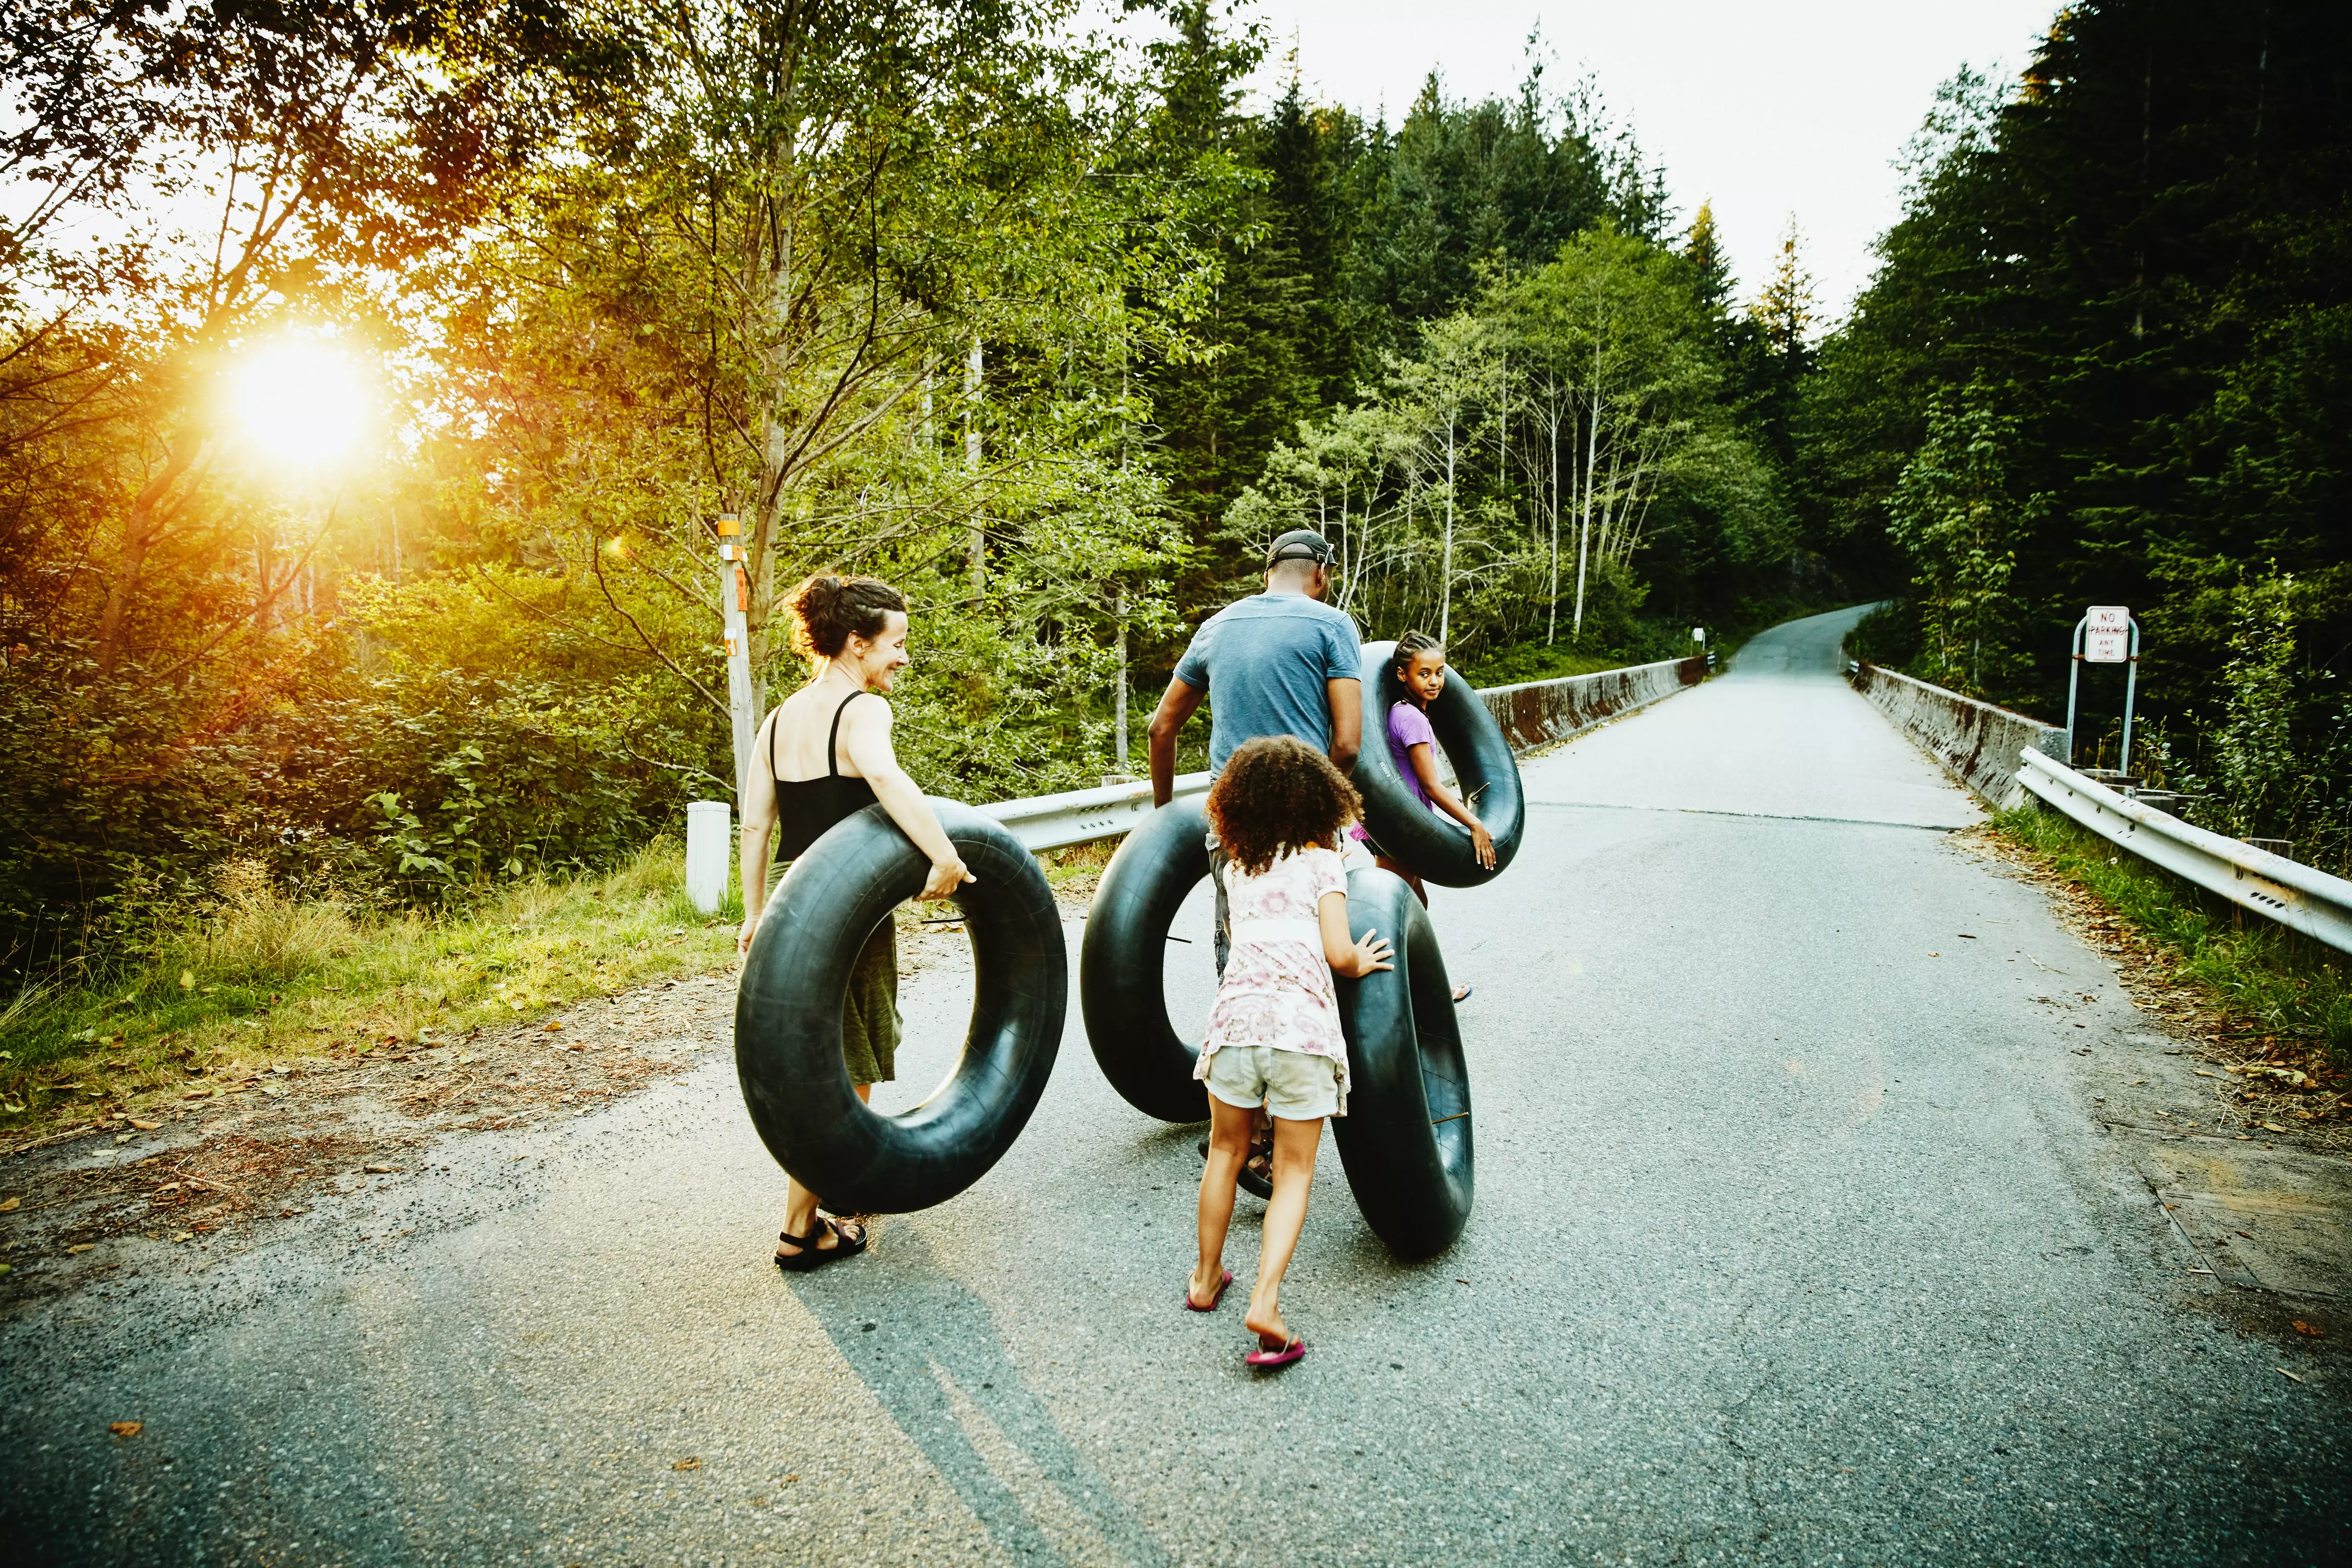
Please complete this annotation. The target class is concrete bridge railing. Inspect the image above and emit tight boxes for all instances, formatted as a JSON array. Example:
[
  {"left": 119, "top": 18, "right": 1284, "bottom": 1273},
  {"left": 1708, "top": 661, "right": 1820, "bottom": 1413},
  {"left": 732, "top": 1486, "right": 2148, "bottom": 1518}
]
[
  {"left": 1477, "top": 655, "right": 1709, "bottom": 754},
  {"left": 1847, "top": 661, "right": 2065, "bottom": 810}
]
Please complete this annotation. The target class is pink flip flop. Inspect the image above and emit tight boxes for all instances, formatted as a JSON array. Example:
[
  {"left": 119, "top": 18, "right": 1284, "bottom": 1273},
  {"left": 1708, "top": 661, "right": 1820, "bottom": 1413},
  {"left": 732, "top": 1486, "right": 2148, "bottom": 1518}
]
[
  {"left": 1184, "top": 1268, "right": 1234, "bottom": 1312},
  {"left": 1244, "top": 1335, "right": 1306, "bottom": 1369}
]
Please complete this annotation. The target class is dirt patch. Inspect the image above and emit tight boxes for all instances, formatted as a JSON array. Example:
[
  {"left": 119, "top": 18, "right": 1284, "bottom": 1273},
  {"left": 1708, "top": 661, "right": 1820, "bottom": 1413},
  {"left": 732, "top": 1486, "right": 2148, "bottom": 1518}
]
[
  {"left": 0, "top": 971, "right": 738, "bottom": 1304},
  {"left": 0, "top": 883, "right": 1091, "bottom": 1306},
  {"left": 1957, "top": 824, "right": 2352, "bottom": 1158}
]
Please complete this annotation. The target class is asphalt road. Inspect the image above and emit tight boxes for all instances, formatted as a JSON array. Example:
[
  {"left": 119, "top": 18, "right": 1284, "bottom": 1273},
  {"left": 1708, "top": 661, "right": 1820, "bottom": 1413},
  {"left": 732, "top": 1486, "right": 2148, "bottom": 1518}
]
[{"left": 6, "top": 605, "right": 2346, "bottom": 1565}]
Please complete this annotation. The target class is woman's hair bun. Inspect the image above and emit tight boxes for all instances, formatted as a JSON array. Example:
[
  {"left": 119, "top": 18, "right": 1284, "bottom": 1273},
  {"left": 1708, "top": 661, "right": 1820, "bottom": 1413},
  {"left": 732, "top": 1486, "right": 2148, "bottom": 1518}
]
[{"left": 786, "top": 573, "right": 907, "bottom": 659}]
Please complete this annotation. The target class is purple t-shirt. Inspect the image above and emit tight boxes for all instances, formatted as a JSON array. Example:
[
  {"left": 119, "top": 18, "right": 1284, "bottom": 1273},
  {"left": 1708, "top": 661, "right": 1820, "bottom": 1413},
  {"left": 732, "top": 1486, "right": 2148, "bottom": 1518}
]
[{"left": 1387, "top": 701, "right": 1436, "bottom": 808}]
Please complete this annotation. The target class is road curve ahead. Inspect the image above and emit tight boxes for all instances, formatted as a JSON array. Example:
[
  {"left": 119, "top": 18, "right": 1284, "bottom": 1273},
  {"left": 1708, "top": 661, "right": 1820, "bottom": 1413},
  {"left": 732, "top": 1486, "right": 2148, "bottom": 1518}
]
[{"left": 3, "top": 606, "right": 2345, "bottom": 1564}]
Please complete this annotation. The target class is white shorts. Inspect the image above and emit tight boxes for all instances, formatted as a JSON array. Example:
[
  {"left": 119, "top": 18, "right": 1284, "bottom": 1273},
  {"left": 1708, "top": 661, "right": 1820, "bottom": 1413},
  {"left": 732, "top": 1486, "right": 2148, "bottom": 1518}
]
[{"left": 1203, "top": 1044, "right": 1342, "bottom": 1122}]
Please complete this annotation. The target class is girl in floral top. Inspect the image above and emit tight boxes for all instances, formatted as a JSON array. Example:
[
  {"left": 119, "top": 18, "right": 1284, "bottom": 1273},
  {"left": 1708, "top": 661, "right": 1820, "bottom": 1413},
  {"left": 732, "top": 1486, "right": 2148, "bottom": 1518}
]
[{"left": 1186, "top": 737, "right": 1394, "bottom": 1369}]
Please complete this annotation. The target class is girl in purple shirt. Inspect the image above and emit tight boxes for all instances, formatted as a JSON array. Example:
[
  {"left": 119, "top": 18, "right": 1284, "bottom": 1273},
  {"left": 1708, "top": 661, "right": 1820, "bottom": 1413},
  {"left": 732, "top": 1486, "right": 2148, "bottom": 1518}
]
[{"left": 1373, "top": 631, "right": 1492, "bottom": 1001}]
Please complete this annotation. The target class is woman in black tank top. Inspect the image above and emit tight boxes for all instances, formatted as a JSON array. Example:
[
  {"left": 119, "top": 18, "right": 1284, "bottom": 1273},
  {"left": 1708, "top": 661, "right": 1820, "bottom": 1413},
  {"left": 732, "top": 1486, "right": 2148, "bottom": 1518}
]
[{"left": 736, "top": 574, "right": 975, "bottom": 1272}]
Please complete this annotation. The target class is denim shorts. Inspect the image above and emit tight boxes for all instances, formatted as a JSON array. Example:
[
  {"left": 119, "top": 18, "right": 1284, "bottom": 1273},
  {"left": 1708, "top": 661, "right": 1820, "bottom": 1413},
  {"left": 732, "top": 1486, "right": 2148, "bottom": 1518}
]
[{"left": 1203, "top": 1044, "right": 1341, "bottom": 1122}]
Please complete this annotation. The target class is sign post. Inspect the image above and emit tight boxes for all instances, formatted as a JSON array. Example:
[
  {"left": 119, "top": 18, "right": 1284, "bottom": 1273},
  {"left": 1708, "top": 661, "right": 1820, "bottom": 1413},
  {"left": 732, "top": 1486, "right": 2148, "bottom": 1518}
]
[
  {"left": 2066, "top": 605, "right": 2141, "bottom": 773},
  {"left": 716, "top": 512, "right": 758, "bottom": 804}
]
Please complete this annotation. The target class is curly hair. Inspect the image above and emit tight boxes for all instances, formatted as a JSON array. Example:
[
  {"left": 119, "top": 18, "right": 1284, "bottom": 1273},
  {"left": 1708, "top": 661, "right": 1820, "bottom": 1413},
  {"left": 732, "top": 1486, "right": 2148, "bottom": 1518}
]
[
  {"left": 1389, "top": 629, "right": 1443, "bottom": 688},
  {"left": 1206, "top": 736, "right": 1363, "bottom": 876},
  {"left": 785, "top": 573, "right": 907, "bottom": 659}
]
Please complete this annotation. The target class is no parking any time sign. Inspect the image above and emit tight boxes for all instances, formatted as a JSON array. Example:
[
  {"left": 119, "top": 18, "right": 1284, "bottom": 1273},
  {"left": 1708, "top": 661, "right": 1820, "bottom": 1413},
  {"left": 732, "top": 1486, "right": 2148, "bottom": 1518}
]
[{"left": 2084, "top": 605, "right": 2131, "bottom": 663}]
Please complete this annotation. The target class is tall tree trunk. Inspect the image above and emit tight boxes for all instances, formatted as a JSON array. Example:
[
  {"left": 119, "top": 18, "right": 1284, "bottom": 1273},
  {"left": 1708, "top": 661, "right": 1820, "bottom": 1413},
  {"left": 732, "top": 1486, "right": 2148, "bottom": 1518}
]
[
  {"left": 1574, "top": 393, "right": 1597, "bottom": 641},
  {"left": 1440, "top": 415, "right": 1457, "bottom": 644},
  {"left": 1546, "top": 408, "right": 1560, "bottom": 644},
  {"left": 964, "top": 336, "right": 985, "bottom": 596}
]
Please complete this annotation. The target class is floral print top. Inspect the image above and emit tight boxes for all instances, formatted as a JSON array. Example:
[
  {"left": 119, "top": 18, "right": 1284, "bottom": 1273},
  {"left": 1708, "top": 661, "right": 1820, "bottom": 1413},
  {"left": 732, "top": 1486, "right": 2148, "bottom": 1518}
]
[{"left": 1196, "top": 844, "right": 1350, "bottom": 1113}]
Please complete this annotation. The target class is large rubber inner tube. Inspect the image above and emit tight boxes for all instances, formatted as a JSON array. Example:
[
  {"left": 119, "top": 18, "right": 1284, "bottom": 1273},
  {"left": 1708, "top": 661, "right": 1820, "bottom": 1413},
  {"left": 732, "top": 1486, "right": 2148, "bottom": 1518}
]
[
  {"left": 736, "top": 799, "right": 1064, "bottom": 1214},
  {"left": 1331, "top": 866, "right": 1474, "bottom": 1259},
  {"left": 1353, "top": 639, "right": 1524, "bottom": 888},
  {"left": 1077, "top": 796, "right": 1213, "bottom": 1122}
]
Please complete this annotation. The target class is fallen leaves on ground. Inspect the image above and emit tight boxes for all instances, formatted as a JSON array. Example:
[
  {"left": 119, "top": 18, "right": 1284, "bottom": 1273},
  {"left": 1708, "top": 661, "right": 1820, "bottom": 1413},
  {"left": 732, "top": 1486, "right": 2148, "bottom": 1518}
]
[
  {"left": 2292, "top": 1320, "right": 2326, "bottom": 1337},
  {"left": 1959, "top": 826, "right": 2351, "bottom": 1156},
  {"left": 107, "top": 1421, "right": 141, "bottom": 1437},
  {"left": 673, "top": 1456, "right": 701, "bottom": 1471}
]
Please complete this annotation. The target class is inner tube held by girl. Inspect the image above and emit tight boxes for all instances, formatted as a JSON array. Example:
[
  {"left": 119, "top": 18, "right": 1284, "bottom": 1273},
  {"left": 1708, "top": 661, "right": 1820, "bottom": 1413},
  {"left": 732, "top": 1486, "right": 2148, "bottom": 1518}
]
[
  {"left": 1330, "top": 865, "right": 1474, "bottom": 1259},
  {"left": 1352, "top": 639, "right": 1523, "bottom": 888},
  {"left": 736, "top": 799, "right": 1064, "bottom": 1215},
  {"left": 1078, "top": 795, "right": 1216, "bottom": 1123}
]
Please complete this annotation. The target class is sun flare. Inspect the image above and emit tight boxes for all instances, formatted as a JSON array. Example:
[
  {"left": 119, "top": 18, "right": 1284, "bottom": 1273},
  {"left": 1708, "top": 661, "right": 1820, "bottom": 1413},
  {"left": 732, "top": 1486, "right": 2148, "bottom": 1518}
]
[{"left": 231, "top": 340, "right": 370, "bottom": 469}]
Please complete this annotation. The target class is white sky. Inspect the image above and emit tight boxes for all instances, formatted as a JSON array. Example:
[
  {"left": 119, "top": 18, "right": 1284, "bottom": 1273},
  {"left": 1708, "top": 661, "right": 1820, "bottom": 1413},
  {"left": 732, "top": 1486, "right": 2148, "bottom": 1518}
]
[{"left": 1227, "top": 0, "right": 2057, "bottom": 325}]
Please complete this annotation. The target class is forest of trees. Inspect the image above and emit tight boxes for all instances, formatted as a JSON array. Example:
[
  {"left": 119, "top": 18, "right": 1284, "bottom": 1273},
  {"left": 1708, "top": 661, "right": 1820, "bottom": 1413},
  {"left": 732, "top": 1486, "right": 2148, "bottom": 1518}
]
[
  {"left": 2, "top": 0, "right": 2345, "bottom": 968},
  {"left": 1809, "top": 0, "right": 2351, "bottom": 865}
]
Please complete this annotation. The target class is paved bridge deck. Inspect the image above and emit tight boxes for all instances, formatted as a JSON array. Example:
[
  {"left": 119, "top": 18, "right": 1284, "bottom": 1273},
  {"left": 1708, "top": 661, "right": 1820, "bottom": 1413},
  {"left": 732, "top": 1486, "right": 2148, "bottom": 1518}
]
[{"left": 4, "top": 607, "right": 2345, "bottom": 1564}]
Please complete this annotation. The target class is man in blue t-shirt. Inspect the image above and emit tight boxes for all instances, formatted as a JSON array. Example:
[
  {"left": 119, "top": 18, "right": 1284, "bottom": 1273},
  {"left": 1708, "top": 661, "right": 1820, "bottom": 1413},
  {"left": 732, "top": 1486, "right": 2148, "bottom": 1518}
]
[{"left": 1147, "top": 528, "right": 1363, "bottom": 969}]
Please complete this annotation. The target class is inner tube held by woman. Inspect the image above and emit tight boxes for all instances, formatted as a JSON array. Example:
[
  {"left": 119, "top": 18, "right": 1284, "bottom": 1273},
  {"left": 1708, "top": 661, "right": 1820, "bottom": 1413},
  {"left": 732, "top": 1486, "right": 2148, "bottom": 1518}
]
[
  {"left": 736, "top": 573, "right": 1062, "bottom": 1252},
  {"left": 1350, "top": 639, "right": 1523, "bottom": 888},
  {"left": 1329, "top": 865, "right": 1473, "bottom": 1259}
]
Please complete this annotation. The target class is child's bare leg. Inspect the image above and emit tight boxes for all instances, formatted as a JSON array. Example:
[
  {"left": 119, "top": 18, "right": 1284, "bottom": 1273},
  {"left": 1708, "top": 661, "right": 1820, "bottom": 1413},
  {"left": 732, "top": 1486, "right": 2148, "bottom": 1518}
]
[
  {"left": 1245, "top": 1114, "right": 1323, "bottom": 1348},
  {"left": 1193, "top": 1095, "right": 1255, "bottom": 1306}
]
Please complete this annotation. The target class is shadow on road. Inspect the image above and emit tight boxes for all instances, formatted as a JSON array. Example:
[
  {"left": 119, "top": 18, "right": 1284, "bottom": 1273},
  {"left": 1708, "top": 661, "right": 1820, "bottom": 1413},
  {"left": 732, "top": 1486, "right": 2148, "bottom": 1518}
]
[{"left": 789, "top": 1224, "right": 1170, "bottom": 1567}]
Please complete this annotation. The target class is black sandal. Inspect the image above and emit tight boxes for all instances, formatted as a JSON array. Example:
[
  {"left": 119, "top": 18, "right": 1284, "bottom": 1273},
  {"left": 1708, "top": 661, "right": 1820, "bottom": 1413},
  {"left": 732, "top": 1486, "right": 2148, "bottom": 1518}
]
[{"left": 773, "top": 1215, "right": 868, "bottom": 1273}]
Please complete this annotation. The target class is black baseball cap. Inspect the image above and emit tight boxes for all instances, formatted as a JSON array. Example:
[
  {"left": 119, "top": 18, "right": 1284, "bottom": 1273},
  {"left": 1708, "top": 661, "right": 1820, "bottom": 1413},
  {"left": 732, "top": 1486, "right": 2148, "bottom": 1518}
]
[{"left": 1266, "top": 529, "right": 1333, "bottom": 567}]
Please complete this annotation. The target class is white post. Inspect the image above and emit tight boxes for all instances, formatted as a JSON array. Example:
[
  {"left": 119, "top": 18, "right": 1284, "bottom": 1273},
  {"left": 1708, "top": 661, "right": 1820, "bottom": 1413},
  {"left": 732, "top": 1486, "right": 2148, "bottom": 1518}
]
[
  {"left": 684, "top": 801, "right": 730, "bottom": 913},
  {"left": 717, "top": 511, "right": 758, "bottom": 804}
]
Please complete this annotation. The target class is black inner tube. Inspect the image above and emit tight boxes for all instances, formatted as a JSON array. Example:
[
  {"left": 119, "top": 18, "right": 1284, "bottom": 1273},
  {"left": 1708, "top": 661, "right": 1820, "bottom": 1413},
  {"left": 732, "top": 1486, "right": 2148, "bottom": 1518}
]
[
  {"left": 1353, "top": 639, "right": 1524, "bottom": 888},
  {"left": 1330, "top": 866, "right": 1474, "bottom": 1259},
  {"left": 735, "top": 800, "right": 1065, "bottom": 1214},
  {"left": 1077, "top": 797, "right": 1214, "bottom": 1123}
]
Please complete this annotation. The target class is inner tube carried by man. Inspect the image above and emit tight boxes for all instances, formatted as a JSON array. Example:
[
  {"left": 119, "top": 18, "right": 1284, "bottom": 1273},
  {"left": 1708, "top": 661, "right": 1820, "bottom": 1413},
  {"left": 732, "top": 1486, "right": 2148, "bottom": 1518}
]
[
  {"left": 1329, "top": 865, "right": 1474, "bottom": 1258},
  {"left": 1351, "top": 638, "right": 1523, "bottom": 888},
  {"left": 1078, "top": 796, "right": 1214, "bottom": 1123}
]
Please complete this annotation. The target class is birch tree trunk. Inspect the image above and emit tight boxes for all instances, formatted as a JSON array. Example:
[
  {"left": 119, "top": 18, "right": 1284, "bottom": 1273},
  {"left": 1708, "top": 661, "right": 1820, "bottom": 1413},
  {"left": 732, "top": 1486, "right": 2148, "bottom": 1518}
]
[{"left": 965, "top": 336, "right": 985, "bottom": 596}]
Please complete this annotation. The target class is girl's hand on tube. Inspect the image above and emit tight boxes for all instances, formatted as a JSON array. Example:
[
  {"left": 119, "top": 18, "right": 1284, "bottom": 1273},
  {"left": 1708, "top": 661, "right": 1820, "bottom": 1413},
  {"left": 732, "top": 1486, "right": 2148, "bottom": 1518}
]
[
  {"left": 1345, "top": 927, "right": 1395, "bottom": 978},
  {"left": 736, "top": 912, "right": 760, "bottom": 955},
  {"left": 920, "top": 853, "right": 976, "bottom": 902},
  {"left": 1471, "top": 820, "right": 1495, "bottom": 870}
]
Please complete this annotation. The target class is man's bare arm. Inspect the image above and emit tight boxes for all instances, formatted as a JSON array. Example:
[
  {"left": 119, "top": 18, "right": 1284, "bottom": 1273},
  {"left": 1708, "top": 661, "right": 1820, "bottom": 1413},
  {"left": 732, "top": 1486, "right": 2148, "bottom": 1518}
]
[
  {"left": 1146, "top": 676, "right": 1208, "bottom": 806},
  {"left": 1326, "top": 676, "right": 1362, "bottom": 774}
]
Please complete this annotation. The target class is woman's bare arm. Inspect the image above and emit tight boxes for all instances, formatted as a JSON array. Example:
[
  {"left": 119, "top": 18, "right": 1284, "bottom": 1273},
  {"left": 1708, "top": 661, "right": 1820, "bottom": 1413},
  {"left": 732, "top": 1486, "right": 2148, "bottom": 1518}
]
[
  {"left": 838, "top": 696, "right": 974, "bottom": 900},
  {"left": 736, "top": 711, "right": 780, "bottom": 953}
]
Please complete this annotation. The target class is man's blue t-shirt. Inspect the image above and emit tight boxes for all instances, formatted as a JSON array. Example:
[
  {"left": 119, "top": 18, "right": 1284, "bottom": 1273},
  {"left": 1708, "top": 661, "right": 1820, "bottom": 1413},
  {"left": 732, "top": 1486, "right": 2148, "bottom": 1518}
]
[{"left": 1173, "top": 592, "right": 1362, "bottom": 772}]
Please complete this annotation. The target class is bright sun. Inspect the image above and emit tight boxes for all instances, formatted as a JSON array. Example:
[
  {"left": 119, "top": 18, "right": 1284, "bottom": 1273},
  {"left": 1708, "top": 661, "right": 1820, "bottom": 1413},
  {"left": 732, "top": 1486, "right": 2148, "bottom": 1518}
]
[{"left": 231, "top": 340, "right": 370, "bottom": 469}]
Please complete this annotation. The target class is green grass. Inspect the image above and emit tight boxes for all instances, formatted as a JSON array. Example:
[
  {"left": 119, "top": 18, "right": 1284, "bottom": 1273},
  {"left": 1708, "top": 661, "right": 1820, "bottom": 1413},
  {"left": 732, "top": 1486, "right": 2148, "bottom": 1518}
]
[
  {"left": 1, "top": 834, "right": 1112, "bottom": 1136},
  {"left": 1996, "top": 805, "right": 2352, "bottom": 1061},
  {"left": 0, "top": 839, "right": 745, "bottom": 1131}
]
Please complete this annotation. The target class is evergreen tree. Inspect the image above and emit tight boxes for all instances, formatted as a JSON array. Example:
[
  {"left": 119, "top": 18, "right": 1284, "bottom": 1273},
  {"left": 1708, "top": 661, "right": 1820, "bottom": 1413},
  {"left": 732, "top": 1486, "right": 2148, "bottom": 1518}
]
[{"left": 1748, "top": 216, "right": 1818, "bottom": 471}]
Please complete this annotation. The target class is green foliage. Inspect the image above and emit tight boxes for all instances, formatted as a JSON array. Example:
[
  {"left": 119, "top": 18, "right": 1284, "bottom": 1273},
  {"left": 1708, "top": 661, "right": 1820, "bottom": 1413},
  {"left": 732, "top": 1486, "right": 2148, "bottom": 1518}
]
[
  {"left": 0, "top": 842, "right": 744, "bottom": 1127},
  {"left": 1999, "top": 805, "right": 2352, "bottom": 1062},
  {"left": 1804, "top": 3, "right": 2352, "bottom": 852},
  {"left": 1885, "top": 381, "right": 2042, "bottom": 700},
  {"left": 1225, "top": 224, "right": 1782, "bottom": 658}
]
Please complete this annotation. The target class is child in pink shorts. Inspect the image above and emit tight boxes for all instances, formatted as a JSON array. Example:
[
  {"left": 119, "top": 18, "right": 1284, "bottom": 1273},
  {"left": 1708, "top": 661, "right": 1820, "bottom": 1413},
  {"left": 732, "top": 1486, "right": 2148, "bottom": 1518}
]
[{"left": 1185, "top": 737, "right": 1393, "bottom": 1368}]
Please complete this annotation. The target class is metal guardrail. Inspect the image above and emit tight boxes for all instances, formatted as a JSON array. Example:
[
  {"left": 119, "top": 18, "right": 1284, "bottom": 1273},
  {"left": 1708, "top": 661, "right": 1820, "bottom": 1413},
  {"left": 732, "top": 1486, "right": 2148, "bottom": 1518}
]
[
  {"left": 2017, "top": 748, "right": 2352, "bottom": 955},
  {"left": 976, "top": 772, "right": 1210, "bottom": 853}
]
